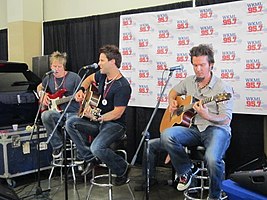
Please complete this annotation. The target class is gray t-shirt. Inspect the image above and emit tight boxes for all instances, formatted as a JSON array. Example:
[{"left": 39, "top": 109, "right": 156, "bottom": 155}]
[
  {"left": 42, "top": 71, "right": 81, "bottom": 113},
  {"left": 172, "top": 73, "right": 234, "bottom": 133}
]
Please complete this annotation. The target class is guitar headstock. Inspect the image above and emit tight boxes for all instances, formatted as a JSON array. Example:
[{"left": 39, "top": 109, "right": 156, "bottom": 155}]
[{"left": 214, "top": 92, "right": 232, "bottom": 103}]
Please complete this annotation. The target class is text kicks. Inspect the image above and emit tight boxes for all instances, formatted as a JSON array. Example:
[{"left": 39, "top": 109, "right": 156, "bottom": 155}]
[
  {"left": 177, "top": 170, "right": 193, "bottom": 191},
  {"left": 177, "top": 164, "right": 199, "bottom": 191}
]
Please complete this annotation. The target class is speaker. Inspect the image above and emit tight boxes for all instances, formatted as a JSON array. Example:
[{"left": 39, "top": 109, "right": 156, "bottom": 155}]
[
  {"left": 32, "top": 55, "right": 50, "bottom": 78},
  {"left": 0, "top": 184, "right": 19, "bottom": 200},
  {"left": 230, "top": 169, "right": 267, "bottom": 196}
]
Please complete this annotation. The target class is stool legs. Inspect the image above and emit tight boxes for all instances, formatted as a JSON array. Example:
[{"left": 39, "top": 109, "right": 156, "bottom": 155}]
[
  {"left": 86, "top": 150, "right": 135, "bottom": 200},
  {"left": 184, "top": 160, "right": 209, "bottom": 200},
  {"left": 48, "top": 140, "right": 77, "bottom": 189},
  {"left": 87, "top": 166, "right": 135, "bottom": 200}
]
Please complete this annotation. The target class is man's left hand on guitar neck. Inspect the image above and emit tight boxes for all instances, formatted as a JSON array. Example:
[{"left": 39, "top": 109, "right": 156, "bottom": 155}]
[{"left": 193, "top": 100, "right": 210, "bottom": 120}]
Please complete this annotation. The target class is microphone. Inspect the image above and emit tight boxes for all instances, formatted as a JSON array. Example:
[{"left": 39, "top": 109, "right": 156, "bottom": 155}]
[
  {"left": 82, "top": 63, "right": 98, "bottom": 69},
  {"left": 45, "top": 69, "right": 56, "bottom": 76},
  {"left": 168, "top": 65, "right": 183, "bottom": 71}
]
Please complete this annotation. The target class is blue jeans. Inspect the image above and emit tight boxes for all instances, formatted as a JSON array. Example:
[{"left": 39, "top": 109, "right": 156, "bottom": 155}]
[
  {"left": 142, "top": 138, "right": 167, "bottom": 178},
  {"left": 41, "top": 110, "right": 76, "bottom": 150},
  {"left": 65, "top": 115, "right": 128, "bottom": 177},
  {"left": 161, "top": 125, "right": 231, "bottom": 199}
]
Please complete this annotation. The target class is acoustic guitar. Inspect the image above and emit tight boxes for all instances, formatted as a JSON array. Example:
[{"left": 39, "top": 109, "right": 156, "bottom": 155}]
[
  {"left": 159, "top": 93, "right": 232, "bottom": 133},
  {"left": 78, "top": 84, "right": 102, "bottom": 119}
]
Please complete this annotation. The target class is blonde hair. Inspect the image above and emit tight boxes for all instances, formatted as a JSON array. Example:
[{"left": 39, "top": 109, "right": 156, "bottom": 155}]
[{"left": 50, "top": 51, "right": 67, "bottom": 68}]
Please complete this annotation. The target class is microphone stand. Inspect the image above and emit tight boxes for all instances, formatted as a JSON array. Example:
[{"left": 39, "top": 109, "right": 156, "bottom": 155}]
[
  {"left": 23, "top": 74, "right": 51, "bottom": 199},
  {"left": 46, "top": 68, "right": 91, "bottom": 200},
  {"left": 131, "top": 70, "right": 174, "bottom": 200}
]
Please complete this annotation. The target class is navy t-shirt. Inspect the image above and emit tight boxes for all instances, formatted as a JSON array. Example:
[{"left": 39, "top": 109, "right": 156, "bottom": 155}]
[{"left": 94, "top": 71, "right": 132, "bottom": 126}]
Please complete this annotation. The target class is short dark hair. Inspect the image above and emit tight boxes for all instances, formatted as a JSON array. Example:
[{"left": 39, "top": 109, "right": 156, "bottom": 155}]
[
  {"left": 99, "top": 45, "right": 122, "bottom": 68},
  {"left": 189, "top": 44, "right": 215, "bottom": 65}
]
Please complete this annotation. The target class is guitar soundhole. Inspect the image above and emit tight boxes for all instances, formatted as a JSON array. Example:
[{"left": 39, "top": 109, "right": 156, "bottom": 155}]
[{"left": 176, "top": 106, "right": 184, "bottom": 116}]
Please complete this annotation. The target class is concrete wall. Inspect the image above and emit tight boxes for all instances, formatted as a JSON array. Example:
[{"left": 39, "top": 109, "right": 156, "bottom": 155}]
[
  {"left": 1, "top": 0, "right": 187, "bottom": 29},
  {"left": 0, "top": 0, "right": 7, "bottom": 28}
]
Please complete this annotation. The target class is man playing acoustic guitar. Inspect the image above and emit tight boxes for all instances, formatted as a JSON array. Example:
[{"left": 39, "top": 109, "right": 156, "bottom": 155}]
[
  {"left": 37, "top": 51, "right": 81, "bottom": 158},
  {"left": 66, "top": 45, "right": 132, "bottom": 186},
  {"left": 161, "top": 44, "right": 234, "bottom": 200}
]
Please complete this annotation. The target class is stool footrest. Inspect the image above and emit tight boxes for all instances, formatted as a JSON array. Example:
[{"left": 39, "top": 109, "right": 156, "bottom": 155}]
[
  {"left": 91, "top": 174, "right": 115, "bottom": 187},
  {"left": 184, "top": 186, "right": 209, "bottom": 200}
]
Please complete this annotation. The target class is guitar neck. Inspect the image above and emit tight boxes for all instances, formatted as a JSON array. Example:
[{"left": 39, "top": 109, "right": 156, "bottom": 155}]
[
  {"left": 55, "top": 96, "right": 72, "bottom": 106},
  {"left": 183, "top": 96, "right": 213, "bottom": 112}
]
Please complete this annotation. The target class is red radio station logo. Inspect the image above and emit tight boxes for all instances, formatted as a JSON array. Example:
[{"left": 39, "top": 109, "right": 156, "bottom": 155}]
[
  {"left": 176, "top": 19, "right": 189, "bottom": 30},
  {"left": 156, "top": 62, "right": 168, "bottom": 71},
  {"left": 222, "top": 15, "right": 237, "bottom": 26},
  {"left": 121, "top": 62, "right": 133, "bottom": 71},
  {"left": 246, "top": 40, "right": 262, "bottom": 51},
  {"left": 139, "top": 54, "right": 150, "bottom": 63},
  {"left": 122, "top": 32, "right": 134, "bottom": 41},
  {"left": 220, "top": 69, "right": 234, "bottom": 79},
  {"left": 247, "top": 2, "right": 263, "bottom": 14},
  {"left": 222, "top": 33, "right": 237, "bottom": 44},
  {"left": 247, "top": 21, "right": 263, "bottom": 33},
  {"left": 158, "top": 30, "right": 170, "bottom": 39},
  {"left": 245, "top": 59, "right": 261, "bottom": 70},
  {"left": 245, "top": 78, "right": 261, "bottom": 89},
  {"left": 221, "top": 51, "right": 236, "bottom": 61},
  {"left": 139, "top": 23, "right": 152, "bottom": 32},
  {"left": 157, "top": 13, "right": 170, "bottom": 23},
  {"left": 122, "top": 47, "right": 133, "bottom": 56},
  {"left": 157, "top": 77, "right": 167, "bottom": 87},
  {"left": 246, "top": 96, "right": 261, "bottom": 108},
  {"left": 200, "top": 26, "right": 215, "bottom": 36},
  {"left": 177, "top": 36, "right": 190, "bottom": 46},
  {"left": 176, "top": 53, "right": 190, "bottom": 63},
  {"left": 122, "top": 17, "right": 133, "bottom": 26},
  {"left": 156, "top": 46, "right": 169, "bottom": 55},
  {"left": 175, "top": 71, "right": 187, "bottom": 79},
  {"left": 199, "top": 8, "right": 213, "bottom": 19},
  {"left": 138, "top": 70, "right": 152, "bottom": 79},
  {"left": 157, "top": 93, "right": 168, "bottom": 103},
  {"left": 138, "top": 39, "right": 149, "bottom": 48},
  {"left": 138, "top": 85, "right": 152, "bottom": 95}
]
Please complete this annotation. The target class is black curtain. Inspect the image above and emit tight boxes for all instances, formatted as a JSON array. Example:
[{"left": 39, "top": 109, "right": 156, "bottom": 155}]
[
  {"left": 43, "top": 0, "right": 266, "bottom": 174},
  {"left": 43, "top": 1, "right": 192, "bottom": 72},
  {"left": 0, "top": 29, "right": 8, "bottom": 61}
]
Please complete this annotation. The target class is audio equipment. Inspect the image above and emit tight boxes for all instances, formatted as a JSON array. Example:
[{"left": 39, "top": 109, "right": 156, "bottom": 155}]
[{"left": 230, "top": 169, "right": 267, "bottom": 196}]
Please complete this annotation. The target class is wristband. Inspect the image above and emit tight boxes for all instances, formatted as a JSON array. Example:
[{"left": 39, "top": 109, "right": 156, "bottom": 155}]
[{"left": 79, "top": 86, "right": 85, "bottom": 93}]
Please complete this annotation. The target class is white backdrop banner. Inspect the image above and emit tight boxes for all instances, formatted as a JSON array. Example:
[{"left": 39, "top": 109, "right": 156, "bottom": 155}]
[{"left": 119, "top": 0, "right": 267, "bottom": 115}]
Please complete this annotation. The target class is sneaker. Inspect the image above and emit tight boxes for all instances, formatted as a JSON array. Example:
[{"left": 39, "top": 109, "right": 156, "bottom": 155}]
[
  {"left": 81, "top": 161, "right": 96, "bottom": 176},
  {"left": 114, "top": 165, "right": 131, "bottom": 186},
  {"left": 81, "top": 157, "right": 100, "bottom": 176},
  {"left": 74, "top": 158, "right": 84, "bottom": 165},
  {"left": 52, "top": 147, "right": 63, "bottom": 158},
  {"left": 177, "top": 170, "right": 193, "bottom": 191},
  {"left": 134, "top": 178, "right": 158, "bottom": 191},
  {"left": 177, "top": 164, "right": 199, "bottom": 191}
]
